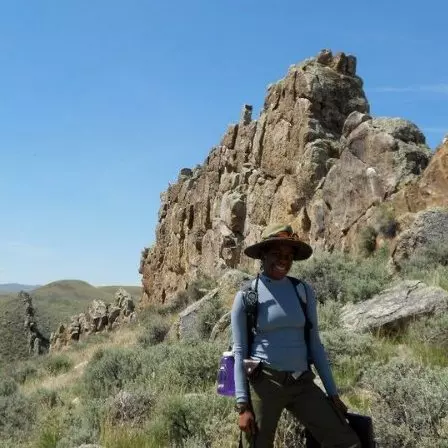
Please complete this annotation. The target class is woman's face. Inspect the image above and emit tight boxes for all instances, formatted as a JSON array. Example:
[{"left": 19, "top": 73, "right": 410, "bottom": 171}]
[{"left": 263, "top": 243, "right": 295, "bottom": 280}]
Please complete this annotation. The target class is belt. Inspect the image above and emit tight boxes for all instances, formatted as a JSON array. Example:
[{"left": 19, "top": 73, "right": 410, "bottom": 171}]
[{"left": 261, "top": 364, "right": 312, "bottom": 385}]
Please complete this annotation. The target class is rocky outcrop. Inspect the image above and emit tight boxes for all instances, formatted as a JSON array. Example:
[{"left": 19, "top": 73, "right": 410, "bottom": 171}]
[
  {"left": 391, "top": 139, "right": 448, "bottom": 215},
  {"left": 20, "top": 291, "right": 49, "bottom": 356},
  {"left": 391, "top": 209, "right": 448, "bottom": 268},
  {"left": 139, "top": 50, "right": 443, "bottom": 306},
  {"left": 176, "top": 288, "right": 219, "bottom": 341},
  {"left": 340, "top": 280, "right": 448, "bottom": 333},
  {"left": 209, "top": 311, "right": 231, "bottom": 342},
  {"left": 50, "top": 288, "right": 136, "bottom": 350}
]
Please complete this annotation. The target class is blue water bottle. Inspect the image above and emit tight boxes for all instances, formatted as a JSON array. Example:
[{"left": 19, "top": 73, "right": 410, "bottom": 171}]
[{"left": 216, "top": 350, "right": 235, "bottom": 396}]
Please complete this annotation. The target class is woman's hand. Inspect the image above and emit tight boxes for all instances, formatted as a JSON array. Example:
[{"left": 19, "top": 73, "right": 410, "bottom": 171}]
[{"left": 238, "top": 410, "right": 257, "bottom": 434}]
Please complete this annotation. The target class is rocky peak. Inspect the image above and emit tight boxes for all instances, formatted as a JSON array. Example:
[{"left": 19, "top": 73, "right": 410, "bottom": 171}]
[{"left": 139, "top": 50, "right": 442, "bottom": 306}]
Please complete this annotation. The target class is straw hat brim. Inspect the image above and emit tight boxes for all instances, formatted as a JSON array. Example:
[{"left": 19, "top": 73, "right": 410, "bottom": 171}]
[{"left": 244, "top": 237, "right": 313, "bottom": 261}]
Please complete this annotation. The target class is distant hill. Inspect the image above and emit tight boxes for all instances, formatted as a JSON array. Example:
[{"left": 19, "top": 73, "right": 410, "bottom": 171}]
[
  {"left": 32, "top": 280, "right": 120, "bottom": 337},
  {"left": 0, "top": 279, "right": 140, "bottom": 366},
  {"left": 0, "top": 283, "right": 39, "bottom": 293},
  {"left": 98, "top": 285, "right": 142, "bottom": 299}
]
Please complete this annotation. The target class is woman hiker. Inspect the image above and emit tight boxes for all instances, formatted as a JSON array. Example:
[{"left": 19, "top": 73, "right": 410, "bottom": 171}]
[{"left": 231, "top": 224, "right": 360, "bottom": 448}]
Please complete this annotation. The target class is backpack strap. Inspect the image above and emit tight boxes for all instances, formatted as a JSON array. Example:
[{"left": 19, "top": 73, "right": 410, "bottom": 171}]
[
  {"left": 241, "top": 274, "right": 260, "bottom": 350},
  {"left": 288, "top": 276, "right": 313, "bottom": 370}
]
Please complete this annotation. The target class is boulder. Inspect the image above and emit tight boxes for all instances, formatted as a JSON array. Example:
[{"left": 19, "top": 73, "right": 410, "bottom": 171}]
[
  {"left": 209, "top": 311, "right": 231, "bottom": 342},
  {"left": 178, "top": 288, "right": 219, "bottom": 340},
  {"left": 341, "top": 280, "right": 448, "bottom": 333},
  {"left": 88, "top": 300, "right": 108, "bottom": 331},
  {"left": 392, "top": 208, "right": 448, "bottom": 268}
]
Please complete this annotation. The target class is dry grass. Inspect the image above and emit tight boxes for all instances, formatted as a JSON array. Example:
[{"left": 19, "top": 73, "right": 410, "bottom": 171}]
[{"left": 21, "top": 326, "right": 139, "bottom": 396}]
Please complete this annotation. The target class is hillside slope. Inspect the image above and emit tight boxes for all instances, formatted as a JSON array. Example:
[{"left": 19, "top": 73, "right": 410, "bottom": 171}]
[{"left": 0, "top": 280, "right": 135, "bottom": 364}]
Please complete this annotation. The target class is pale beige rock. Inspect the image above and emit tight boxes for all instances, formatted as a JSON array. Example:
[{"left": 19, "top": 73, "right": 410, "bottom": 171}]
[
  {"left": 178, "top": 288, "right": 219, "bottom": 340},
  {"left": 341, "top": 280, "right": 448, "bottom": 333}
]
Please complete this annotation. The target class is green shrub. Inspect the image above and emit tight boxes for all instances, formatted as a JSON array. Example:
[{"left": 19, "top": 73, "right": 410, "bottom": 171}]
[
  {"left": 321, "top": 329, "right": 377, "bottom": 360},
  {"left": 401, "top": 242, "right": 448, "bottom": 291},
  {"left": 106, "top": 389, "right": 153, "bottom": 425},
  {"left": 99, "top": 424, "right": 154, "bottom": 448},
  {"left": 137, "top": 313, "right": 170, "bottom": 347},
  {"left": 35, "top": 420, "right": 60, "bottom": 448},
  {"left": 317, "top": 300, "right": 342, "bottom": 331},
  {"left": 195, "top": 294, "right": 224, "bottom": 340},
  {"left": 43, "top": 354, "right": 74, "bottom": 376},
  {"left": 291, "top": 250, "right": 390, "bottom": 303},
  {"left": 82, "top": 347, "right": 143, "bottom": 399},
  {"left": 55, "top": 399, "right": 106, "bottom": 448},
  {"left": 148, "top": 392, "right": 234, "bottom": 447},
  {"left": 375, "top": 204, "right": 398, "bottom": 238},
  {"left": 10, "top": 361, "right": 39, "bottom": 384},
  {"left": 0, "top": 377, "right": 18, "bottom": 397},
  {"left": 31, "top": 388, "right": 60, "bottom": 409},
  {"left": 0, "top": 389, "right": 36, "bottom": 441},
  {"left": 406, "top": 313, "right": 448, "bottom": 349},
  {"left": 141, "top": 342, "right": 222, "bottom": 393},
  {"left": 358, "top": 226, "right": 377, "bottom": 256},
  {"left": 35, "top": 399, "right": 107, "bottom": 448},
  {"left": 320, "top": 329, "right": 380, "bottom": 391},
  {"left": 363, "top": 359, "right": 448, "bottom": 447}
]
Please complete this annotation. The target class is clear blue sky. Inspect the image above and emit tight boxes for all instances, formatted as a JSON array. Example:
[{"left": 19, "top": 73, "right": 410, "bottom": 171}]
[{"left": 0, "top": 0, "right": 446, "bottom": 286}]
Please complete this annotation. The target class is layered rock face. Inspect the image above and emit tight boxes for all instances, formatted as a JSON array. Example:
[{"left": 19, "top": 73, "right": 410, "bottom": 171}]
[{"left": 140, "top": 50, "right": 446, "bottom": 306}]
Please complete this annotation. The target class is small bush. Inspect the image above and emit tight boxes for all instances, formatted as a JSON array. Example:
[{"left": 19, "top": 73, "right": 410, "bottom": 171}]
[
  {"left": 375, "top": 204, "right": 398, "bottom": 238},
  {"left": 0, "top": 389, "right": 36, "bottom": 441},
  {"left": 99, "top": 424, "right": 153, "bottom": 448},
  {"left": 148, "top": 393, "right": 234, "bottom": 447},
  {"left": 10, "top": 361, "right": 39, "bottom": 384},
  {"left": 363, "top": 359, "right": 448, "bottom": 447},
  {"left": 291, "top": 250, "right": 390, "bottom": 303},
  {"left": 31, "top": 388, "right": 60, "bottom": 409},
  {"left": 153, "top": 342, "right": 222, "bottom": 392},
  {"left": 406, "top": 313, "right": 448, "bottom": 349},
  {"left": 137, "top": 313, "right": 170, "bottom": 347},
  {"left": 317, "top": 300, "right": 342, "bottom": 331},
  {"left": 320, "top": 329, "right": 380, "bottom": 391},
  {"left": 55, "top": 399, "right": 106, "bottom": 448},
  {"left": 139, "top": 341, "right": 223, "bottom": 394},
  {"left": 195, "top": 294, "right": 224, "bottom": 340},
  {"left": 106, "top": 389, "right": 153, "bottom": 426},
  {"left": 82, "top": 347, "right": 143, "bottom": 399},
  {"left": 401, "top": 242, "right": 448, "bottom": 291},
  {"left": 358, "top": 226, "right": 377, "bottom": 256},
  {"left": 44, "top": 354, "right": 74, "bottom": 376},
  {"left": 0, "top": 377, "right": 18, "bottom": 397}
]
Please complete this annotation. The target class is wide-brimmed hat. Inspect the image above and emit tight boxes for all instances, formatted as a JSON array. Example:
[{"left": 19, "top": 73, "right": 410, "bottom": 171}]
[{"left": 244, "top": 223, "right": 313, "bottom": 260}]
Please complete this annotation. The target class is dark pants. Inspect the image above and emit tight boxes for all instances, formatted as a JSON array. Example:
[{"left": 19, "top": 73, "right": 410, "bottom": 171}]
[{"left": 241, "top": 367, "right": 360, "bottom": 448}]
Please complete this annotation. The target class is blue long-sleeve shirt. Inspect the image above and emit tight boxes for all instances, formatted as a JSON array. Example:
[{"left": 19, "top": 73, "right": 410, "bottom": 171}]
[{"left": 230, "top": 274, "right": 338, "bottom": 403}]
